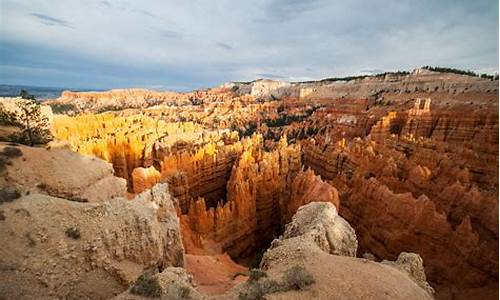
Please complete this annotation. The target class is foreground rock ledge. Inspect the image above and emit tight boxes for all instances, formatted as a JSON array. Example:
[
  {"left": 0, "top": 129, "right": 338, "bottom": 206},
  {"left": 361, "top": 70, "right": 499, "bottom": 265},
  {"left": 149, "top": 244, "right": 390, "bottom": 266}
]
[
  {"left": 253, "top": 202, "right": 434, "bottom": 300},
  {"left": 0, "top": 184, "right": 184, "bottom": 300}
]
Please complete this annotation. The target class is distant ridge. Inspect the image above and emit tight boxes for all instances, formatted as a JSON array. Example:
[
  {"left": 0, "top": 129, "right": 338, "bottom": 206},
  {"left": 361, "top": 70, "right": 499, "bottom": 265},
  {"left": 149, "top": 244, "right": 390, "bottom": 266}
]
[{"left": 0, "top": 84, "right": 101, "bottom": 100}]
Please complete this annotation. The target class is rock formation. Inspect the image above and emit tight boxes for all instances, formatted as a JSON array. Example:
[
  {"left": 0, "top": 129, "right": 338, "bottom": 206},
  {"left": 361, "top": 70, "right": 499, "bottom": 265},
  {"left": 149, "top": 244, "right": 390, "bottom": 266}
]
[
  {"left": 0, "top": 142, "right": 127, "bottom": 202},
  {"left": 178, "top": 136, "right": 338, "bottom": 260},
  {"left": 278, "top": 202, "right": 357, "bottom": 257},
  {"left": 131, "top": 166, "right": 161, "bottom": 194},
  {"left": 0, "top": 183, "right": 184, "bottom": 300},
  {"left": 254, "top": 202, "right": 434, "bottom": 300}
]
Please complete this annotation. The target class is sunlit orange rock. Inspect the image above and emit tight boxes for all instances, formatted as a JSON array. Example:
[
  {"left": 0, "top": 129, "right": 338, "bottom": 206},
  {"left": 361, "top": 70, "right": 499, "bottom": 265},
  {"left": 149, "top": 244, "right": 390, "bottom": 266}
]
[{"left": 131, "top": 166, "right": 161, "bottom": 193}]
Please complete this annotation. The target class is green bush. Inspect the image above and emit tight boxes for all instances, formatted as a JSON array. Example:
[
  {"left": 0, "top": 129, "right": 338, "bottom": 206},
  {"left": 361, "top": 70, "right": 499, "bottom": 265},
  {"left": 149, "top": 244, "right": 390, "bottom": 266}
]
[
  {"left": 49, "top": 103, "right": 77, "bottom": 114},
  {"left": 238, "top": 278, "right": 281, "bottom": 300},
  {"left": 239, "top": 265, "right": 315, "bottom": 299},
  {"left": 248, "top": 268, "right": 268, "bottom": 282},
  {"left": 130, "top": 271, "right": 162, "bottom": 298},
  {"left": 281, "top": 265, "right": 315, "bottom": 290}
]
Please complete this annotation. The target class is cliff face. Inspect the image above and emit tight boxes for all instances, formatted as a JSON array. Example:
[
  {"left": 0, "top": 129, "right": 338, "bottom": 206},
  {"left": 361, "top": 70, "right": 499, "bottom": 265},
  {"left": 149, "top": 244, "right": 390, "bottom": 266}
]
[
  {"left": 180, "top": 136, "right": 337, "bottom": 258},
  {"left": 345, "top": 178, "right": 495, "bottom": 286},
  {"left": 294, "top": 70, "right": 498, "bottom": 101},
  {"left": 284, "top": 168, "right": 340, "bottom": 223},
  {"left": 52, "top": 114, "right": 204, "bottom": 186},
  {"left": 302, "top": 134, "right": 498, "bottom": 287},
  {"left": 51, "top": 110, "right": 340, "bottom": 260},
  {"left": 51, "top": 87, "right": 237, "bottom": 113},
  {"left": 225, "top": 69, "right": 497, "bottom": 103}
]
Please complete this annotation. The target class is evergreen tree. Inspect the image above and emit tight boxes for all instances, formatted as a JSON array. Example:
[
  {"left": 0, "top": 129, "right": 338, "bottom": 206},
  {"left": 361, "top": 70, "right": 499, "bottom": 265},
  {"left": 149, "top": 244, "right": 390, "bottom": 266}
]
[{"left": 14, "top": 91, "right": 52, "bottom": 146}]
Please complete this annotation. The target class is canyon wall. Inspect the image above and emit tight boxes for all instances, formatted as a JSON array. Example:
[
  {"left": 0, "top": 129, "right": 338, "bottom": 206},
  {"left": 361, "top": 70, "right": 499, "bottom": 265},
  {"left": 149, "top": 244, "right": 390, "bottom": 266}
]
[
  {"left": 180, "top": 136, "right": 339, "bottom": 258},
  {"left": 47, "top": 69, "right": 499, "bottom": 298},
  {"left": 302, "top": 133, "right": 498, "bottom": 287}
]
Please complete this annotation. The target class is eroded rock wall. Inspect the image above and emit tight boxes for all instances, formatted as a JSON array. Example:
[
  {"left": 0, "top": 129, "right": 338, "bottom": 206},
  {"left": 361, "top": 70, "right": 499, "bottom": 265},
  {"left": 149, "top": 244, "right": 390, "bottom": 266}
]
[
  {"left": 302, "top": 134, "right": 498, "bottom": 287},
  {"left": 0, "top": 182, "right": 183, "bottom": 300}
]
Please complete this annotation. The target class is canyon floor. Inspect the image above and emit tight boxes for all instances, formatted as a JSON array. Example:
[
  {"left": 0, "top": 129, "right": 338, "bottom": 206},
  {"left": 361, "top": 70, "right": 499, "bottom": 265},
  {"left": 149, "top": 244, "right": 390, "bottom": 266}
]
[{"left": 0, "top": 68, "right": 498, "bottom": 299}]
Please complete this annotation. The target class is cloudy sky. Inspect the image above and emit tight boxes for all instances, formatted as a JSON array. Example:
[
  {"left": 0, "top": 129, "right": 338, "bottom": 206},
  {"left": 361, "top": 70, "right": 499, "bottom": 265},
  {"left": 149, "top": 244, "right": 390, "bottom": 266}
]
[{"left": 0, "top": 0, "right": 498, "bottom": 91}]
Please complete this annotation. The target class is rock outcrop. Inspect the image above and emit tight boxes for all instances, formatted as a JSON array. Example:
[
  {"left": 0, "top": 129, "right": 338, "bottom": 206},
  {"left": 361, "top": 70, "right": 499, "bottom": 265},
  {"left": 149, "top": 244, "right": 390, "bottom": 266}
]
[
  {"left": 179, "top": 136, "right": 336, "bottom": 259},
  {"left": 383, "top": 252, "right": 435, "bottom": 296},
  {"left": 131, "top": 166, "right": 161, "bottom": 194},
  {"left": 279, "top": 202, "right": 356, "bottom": 257},
  {"left": 0, "top": 143, "right": 127, "bottom": 202},
  {"left": 284, "top": 168, "right": 340, "bottom": 223},
  {"left": 0, "top": 183, "right": 184, "bottom": 300},
  {"left": 252, "top": 202, "right": 434, "bottom": 300}
]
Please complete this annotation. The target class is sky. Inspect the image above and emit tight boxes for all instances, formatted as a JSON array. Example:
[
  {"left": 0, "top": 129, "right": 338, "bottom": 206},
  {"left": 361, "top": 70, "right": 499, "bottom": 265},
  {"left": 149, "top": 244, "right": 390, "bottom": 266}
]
[{"left": 0, "top": 0, "right": 498, "bottom": 91}]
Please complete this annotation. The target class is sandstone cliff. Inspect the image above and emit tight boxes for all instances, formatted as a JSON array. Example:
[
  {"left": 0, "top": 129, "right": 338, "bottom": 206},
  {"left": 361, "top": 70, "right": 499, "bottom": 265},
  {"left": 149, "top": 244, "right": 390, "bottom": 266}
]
[
  {"left": 0, "top": 184, "right": 184, "bottom": 300},
  {"left": 302, "top": 135, "right": 498, "bottom": 289}
]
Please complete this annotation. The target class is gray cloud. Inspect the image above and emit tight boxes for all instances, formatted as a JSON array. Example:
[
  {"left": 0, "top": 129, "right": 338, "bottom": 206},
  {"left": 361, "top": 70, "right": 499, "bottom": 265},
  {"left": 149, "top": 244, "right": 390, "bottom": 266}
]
[
  {"left": 158, "top": 29, "right": 183, "bottom": 39},
  {"left": 257, "top": 73, "right": 285, "bottom": 79},
  {"left": 0, "top": 0, "right": 496, "bottom": 90},
  {"left": 216, "top": 42, "right": 233, "bottom": 50},
  {"left": 30, "top": 13, "right": 74, "bottom": 28}
]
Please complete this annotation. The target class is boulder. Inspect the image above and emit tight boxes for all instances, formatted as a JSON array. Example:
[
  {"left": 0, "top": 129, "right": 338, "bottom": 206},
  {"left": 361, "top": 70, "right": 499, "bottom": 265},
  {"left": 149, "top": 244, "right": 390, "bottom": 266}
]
[
  {"left": 281, "top": 202, "right": 357, "bottom": 257},
  {"left": 382, "top": 252, "right": 435, "bottom": 296}
]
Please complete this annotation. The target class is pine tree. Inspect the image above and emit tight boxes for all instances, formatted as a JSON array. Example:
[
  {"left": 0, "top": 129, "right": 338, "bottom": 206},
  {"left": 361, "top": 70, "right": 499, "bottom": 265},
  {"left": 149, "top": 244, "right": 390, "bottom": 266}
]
[{"left": 14, "top": 91, "right": 53, "bottom": 146}]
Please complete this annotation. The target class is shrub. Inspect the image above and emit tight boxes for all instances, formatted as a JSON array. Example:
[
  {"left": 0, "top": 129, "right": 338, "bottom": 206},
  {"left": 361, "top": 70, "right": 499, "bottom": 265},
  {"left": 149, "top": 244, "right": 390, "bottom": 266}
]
[
  {"left": 239, "top": 265, "right": 314, "bottom": 299},
  {"left": 248, "top": 268, "right": 268, "bottom": 283},
  {"left": 164, "top": 283, "right": 191, "bottom": 299},
  {"left": 65, "top": 227, "right": 81, "bottom": 239},
  {"left": 0, "top": 187, "right": 21, "bottom": 203},
  {"left": 130, "top": 271, "right": 162, "bottom": 298},
  {"left": 49, "top": 103, "right": 77, "bottom": 114},
  {"left": 258, "top": 278, "right": 282, "bottom": 294},
  {"left": 36, "top": 182, "right": 47, "bottom": 190},
  {"left": 0, "top": 105, "right": 18, "bottom": 126},
  {"left": 178, "top": 284, "right": 191, "bottom": 299},
  {"left": 238, "top": 278, "right": 281, "bottom": 300},
  {"left": 281, "top": 265, "right": 315, "bottom": 290},
  {"left": 2, "top": 146, "right": 22, "bottom": 158},
  {"left": 2, "top": 98, "right": 53, "bottom": 146}
]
